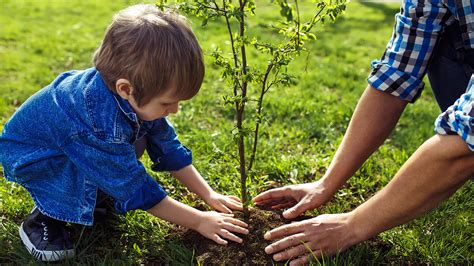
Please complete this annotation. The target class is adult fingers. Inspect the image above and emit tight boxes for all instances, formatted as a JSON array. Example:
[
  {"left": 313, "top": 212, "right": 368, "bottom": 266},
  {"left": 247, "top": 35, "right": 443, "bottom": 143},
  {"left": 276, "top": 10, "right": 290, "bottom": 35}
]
[
  {"left": 211, "top": 234, "right": 228, "bottom": 245},
  {"left": 254, "top": 198, "right": 289, "bottom": 207},
  {"left": 289, "top": 255, "right": 308, "bottom": 266},
  {"left": 282, "top": 198, "right": 312, "bottom": 219},
  {"left": 253, "top": 187, "right": 292, "bottom": 203},
  {"left": 219, "top": 229, "right": 243, "bottom": 243},
  {"left": 264, "top": 221, "right": 304, "bottom": 240},
  {"left": 264, "top": 233, "right": 306, "bottom": 254},
  {"left": 273, "top": 243, "right": 309, "bottom": 261},
  {"left": 271, "top": 200, "right": 297, "bottom": 210},
  {"left": 289, "top": 250, "right": 323, "bottom": 266},
  {"left": 223, "top": 222, "right": 250, "bottom": 235}
]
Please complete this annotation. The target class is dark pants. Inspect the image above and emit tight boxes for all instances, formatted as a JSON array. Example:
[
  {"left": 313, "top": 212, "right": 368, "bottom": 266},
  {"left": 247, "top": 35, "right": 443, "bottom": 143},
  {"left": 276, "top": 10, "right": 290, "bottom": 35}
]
[{"left": 428, "top": 21, "right": 474, "bottom": 112}]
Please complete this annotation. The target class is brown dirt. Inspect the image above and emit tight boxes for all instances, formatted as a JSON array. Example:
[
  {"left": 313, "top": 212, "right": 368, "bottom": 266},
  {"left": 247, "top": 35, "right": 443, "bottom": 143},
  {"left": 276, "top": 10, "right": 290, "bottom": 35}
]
[{"left": 174, "top": 207, "right": 299, "bottom": 265}]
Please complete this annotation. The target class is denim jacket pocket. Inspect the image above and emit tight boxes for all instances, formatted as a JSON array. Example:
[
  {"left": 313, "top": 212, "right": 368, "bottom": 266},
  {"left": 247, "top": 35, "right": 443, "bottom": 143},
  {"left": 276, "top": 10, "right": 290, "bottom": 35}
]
[{"left": 10, "top": 147, "right": 65, "bottom": 182}]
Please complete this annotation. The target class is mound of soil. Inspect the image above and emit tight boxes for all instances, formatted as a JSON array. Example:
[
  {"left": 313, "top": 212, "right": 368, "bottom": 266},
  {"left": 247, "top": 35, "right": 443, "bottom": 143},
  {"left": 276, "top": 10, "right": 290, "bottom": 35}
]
[{"left": 175, "top": 207, "right": 292, "bottom": 265}]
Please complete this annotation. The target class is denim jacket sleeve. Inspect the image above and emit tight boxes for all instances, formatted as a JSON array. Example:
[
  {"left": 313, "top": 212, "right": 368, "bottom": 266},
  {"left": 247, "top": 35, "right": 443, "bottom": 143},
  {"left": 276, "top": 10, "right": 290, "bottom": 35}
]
[
  {"left": 145, "top": 118, "right": 192, "bottom": 172},
  {"left": 62, "top": 133, "right": 167, "bottom": 213}
]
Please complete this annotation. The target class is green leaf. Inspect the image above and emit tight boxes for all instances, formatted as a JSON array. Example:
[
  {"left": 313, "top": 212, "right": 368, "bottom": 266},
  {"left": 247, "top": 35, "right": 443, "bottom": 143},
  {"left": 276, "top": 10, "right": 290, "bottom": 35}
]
[{"left": 133, "top": 243, "right": 142, "bottom": 255}]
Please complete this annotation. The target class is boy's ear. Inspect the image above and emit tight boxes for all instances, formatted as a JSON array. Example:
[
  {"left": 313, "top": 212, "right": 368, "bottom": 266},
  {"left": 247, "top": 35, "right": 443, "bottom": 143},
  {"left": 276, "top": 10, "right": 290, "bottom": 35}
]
[{"left": 115, "top": 79, "right": 134, "bottom": 100}]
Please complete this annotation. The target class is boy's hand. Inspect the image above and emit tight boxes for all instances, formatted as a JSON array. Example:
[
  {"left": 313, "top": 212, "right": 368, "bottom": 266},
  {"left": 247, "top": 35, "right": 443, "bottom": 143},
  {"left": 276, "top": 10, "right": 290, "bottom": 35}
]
[
  {"left": 204, "top": 192, "right": 243, "bottom": 213},
  {"left": 196, "top": 211, "right": 249, "bottom": 245}
]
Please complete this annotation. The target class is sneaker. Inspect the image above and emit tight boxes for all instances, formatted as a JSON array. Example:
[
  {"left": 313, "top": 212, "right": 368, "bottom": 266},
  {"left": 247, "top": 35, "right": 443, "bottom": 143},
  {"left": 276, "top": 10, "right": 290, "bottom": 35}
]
[{"left": 19, "top": 207, "right": 75, "bottom": 261}]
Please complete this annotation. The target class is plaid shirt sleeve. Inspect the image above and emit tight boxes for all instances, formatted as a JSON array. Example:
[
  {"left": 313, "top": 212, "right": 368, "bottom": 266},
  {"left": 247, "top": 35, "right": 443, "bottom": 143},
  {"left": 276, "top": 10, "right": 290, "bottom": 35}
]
[
  {"left": 368, "top": 0, "right": 451, "bottom": 102},
  {"left": 434, "top": 75, "right": 474, "bottom": 151}
]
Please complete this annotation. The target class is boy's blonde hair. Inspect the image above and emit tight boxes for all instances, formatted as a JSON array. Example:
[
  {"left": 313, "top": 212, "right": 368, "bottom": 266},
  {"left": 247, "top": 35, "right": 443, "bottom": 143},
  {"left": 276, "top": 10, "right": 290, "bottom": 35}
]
[{"left": 94, "top": 4, "right": 204, "bottom": 106}]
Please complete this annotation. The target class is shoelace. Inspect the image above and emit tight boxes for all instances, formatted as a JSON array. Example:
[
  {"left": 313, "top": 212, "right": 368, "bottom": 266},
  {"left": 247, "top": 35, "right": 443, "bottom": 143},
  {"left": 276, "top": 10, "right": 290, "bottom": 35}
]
[{"left": 41, "top": 222, "right": 49, "bottom": 241}]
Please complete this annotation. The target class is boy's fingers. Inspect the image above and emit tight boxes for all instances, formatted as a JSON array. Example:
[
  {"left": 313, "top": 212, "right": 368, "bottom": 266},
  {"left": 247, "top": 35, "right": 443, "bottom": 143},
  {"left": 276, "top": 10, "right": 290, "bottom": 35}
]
[
  {"left": 225, "top": 200, "right": 243, "bottom": 211},
  {"left": 226, "top": 217, "right": 248, "bottom": 228},
  {"left": 223, "top": 222, "right": 249, "bottom": 235},
  {"left": 221, "top": 205, "right": 233, "bottom": 214},
  {"left": 219, "top": 212, "right": 234, "bottom": 217},
  {"left": 231, "top": 200, "right": 243, "bottom": 208},
  {"left": 212, "top": 234, "right": 228, "bottom": 245},
  {"left": 214, "top": 204, "right": 232, "bottom": 214},
  {"left": 228, "top": 195, "right": 241, "bottom": 202},
  {"left": 219, "top": 229, "right": 243, "bottom": 243},
  {"left": 229, "top": 198, "right": 243, "bottom": 205}
]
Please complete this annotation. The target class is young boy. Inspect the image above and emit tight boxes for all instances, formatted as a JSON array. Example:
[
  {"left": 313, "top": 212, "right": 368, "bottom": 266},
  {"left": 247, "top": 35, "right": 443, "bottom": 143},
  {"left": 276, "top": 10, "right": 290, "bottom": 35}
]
[{"left": 0, "top": 4, "right": 248, "bottom": 262}]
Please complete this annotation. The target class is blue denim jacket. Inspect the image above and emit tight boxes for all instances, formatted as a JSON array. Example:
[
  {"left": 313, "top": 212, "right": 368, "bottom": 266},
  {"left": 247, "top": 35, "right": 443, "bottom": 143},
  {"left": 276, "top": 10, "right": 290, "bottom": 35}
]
[{"left": 0, "top": 68, "right": 192, "bottom": 225}]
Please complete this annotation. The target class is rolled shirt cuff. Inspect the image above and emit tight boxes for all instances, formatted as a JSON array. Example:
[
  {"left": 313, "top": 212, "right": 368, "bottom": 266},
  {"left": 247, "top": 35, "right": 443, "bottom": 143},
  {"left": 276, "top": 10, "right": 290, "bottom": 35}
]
[
  {"left": 368, "top": 61, "right": 424, "bottom": 103},
  {"left": 114, "top": 175, "right": 168, "bottom": 213},
  {"left": 151, "top": 146, "right": 192, "bottom": 172},
  {"left": 434, "top": 91, "right": 474, "bottom": 151}
]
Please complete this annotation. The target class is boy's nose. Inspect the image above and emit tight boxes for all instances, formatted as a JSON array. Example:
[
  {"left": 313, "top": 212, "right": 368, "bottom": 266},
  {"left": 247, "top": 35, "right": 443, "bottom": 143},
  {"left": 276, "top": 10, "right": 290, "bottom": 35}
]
[{"left": 169, "top": 103, "right": 179, "bottom": 114}]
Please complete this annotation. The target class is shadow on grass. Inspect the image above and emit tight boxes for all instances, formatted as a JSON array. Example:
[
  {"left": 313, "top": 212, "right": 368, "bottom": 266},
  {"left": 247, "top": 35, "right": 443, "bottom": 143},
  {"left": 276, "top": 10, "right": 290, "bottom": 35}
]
[
  {"left": 359, "top": 1, "right": 401, "bottom": 22},
  {"left": 325, "top": 1, "right": 400, "bottom": 34}
]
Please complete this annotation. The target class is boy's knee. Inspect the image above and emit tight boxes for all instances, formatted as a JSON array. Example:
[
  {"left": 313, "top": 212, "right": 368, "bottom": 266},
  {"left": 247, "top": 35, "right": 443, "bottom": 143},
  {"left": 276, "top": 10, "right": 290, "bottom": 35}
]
[{"left": 135, "top": 137, "right": 147, "bottom": 158}]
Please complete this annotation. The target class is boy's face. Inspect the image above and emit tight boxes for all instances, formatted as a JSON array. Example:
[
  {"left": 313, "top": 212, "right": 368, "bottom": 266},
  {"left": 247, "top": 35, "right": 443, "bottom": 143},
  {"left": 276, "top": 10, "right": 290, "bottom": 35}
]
[
  {"left": 116, "top": 79, "right": 180, "bottom": 121},
  {"left": 130, "top": 91, "right": 180, "bottom": 121}
]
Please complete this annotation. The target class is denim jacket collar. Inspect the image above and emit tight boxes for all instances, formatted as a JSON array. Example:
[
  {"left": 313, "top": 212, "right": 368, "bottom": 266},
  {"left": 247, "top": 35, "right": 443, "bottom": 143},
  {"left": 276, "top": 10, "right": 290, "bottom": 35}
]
[
  {"left": 112, "top": 95, "right": 140, "bottom": 126},
  {"left": 92, "top": 68, "right": 141, "bottom": 125}
]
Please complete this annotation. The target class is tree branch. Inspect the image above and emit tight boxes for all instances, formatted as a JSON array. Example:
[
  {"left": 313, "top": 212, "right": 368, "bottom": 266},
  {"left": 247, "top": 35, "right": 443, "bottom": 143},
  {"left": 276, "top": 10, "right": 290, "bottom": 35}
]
[{"left": 248, "top": 63, "right": 273, "bottom": 172}]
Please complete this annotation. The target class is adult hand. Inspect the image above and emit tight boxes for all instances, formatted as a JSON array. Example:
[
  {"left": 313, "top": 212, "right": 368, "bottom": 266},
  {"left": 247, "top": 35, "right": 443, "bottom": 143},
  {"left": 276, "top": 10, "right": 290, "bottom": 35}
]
[
  {"left": 253, "top": 180, "right": 335, "bottom": 219},
  {"left": 203, "top": 191, "right": 243, "bottom": 213},
  {"left": 264, "top": 213, "right": 358, "bottom": 265},
  {"left": 196, "top": 211, "right": 249, "bottom": 245}
]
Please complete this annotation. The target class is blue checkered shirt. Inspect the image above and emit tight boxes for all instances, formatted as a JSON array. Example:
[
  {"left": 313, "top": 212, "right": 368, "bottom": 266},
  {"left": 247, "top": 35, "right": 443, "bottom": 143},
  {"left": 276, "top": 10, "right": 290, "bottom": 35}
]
[
  {"left": 368, "top": 0, "right": 474, "bottom": 151},
  {"left": 368, "top": 0, "right": 474, "bottom": 102},
  {"left": 435, "top": 75, "right": 474, "bottom": 151}
]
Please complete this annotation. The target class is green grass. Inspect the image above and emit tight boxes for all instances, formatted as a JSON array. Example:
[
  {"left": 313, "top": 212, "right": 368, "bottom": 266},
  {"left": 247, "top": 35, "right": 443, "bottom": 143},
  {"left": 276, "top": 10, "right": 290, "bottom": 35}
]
[{"left": 1, "top": 0, "right": 473, "bottom": 264}]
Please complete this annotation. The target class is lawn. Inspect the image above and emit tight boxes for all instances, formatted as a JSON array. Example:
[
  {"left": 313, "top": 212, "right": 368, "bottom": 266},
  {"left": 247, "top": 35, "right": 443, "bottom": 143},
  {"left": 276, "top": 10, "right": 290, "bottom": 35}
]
[{"left": 0, "top": 0, "right": 473, "bottom": 264}]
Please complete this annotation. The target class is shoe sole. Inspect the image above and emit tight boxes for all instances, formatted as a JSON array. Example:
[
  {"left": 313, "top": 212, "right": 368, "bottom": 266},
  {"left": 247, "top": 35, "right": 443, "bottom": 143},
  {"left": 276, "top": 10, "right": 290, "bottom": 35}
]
[{"left": 19, "top": 222, "right": 75, "bottom": 262}]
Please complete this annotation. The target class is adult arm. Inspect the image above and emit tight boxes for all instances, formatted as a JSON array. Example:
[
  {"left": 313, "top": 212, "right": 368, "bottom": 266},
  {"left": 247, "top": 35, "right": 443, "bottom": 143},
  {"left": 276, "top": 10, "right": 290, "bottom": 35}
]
[
  {"left": 254, "top": 0, "right": 450, "bottom": 218},
  {"left": 265, "top": 84, "right": 474, "bottom": 264},
  {"left": 253, "top": 86, "right": 407, "bottom": 218},
  {"left": 263, "top": 134, "right": 474, "bottom": 265}
]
